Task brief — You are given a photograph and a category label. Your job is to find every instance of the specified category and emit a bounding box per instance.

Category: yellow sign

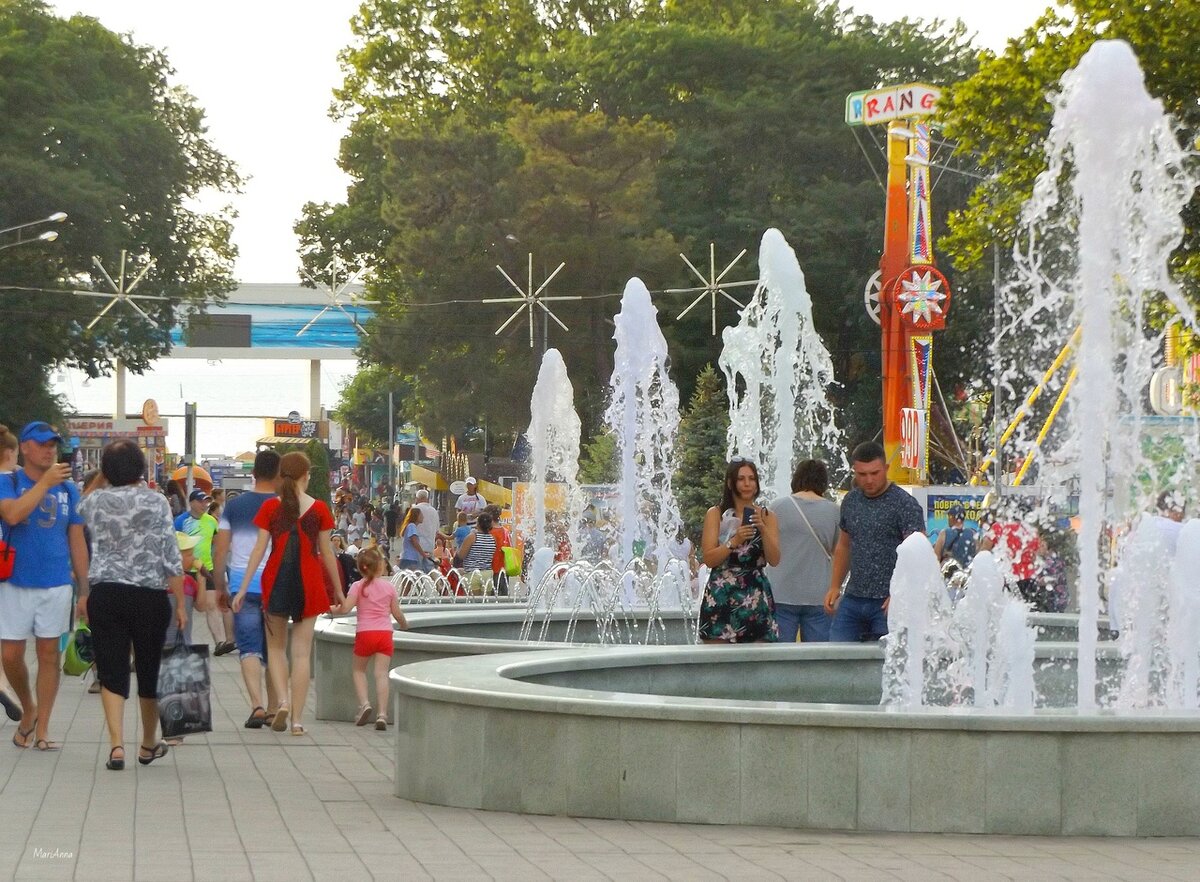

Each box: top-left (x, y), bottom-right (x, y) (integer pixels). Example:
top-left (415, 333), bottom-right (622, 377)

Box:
top-left (513, 482), bottom-right (567, 522)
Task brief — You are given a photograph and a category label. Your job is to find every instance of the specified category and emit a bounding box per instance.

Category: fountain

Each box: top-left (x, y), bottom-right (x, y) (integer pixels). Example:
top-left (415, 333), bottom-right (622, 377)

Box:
top-left (604, 278), bottom-right (683, 567)
top-left (1000, 39), bottom-right (1200, 708)
top-left (380, 41), bottom-right (1200, 835)
top-left (720, 228), bottom-right (844, 497)
top-left (520, 348), bottom-right (583, 557)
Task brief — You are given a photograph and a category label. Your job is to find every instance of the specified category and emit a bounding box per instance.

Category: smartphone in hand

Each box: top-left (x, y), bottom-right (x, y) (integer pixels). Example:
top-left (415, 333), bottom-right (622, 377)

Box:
top-left (742, 506), bottom-right (756, 529)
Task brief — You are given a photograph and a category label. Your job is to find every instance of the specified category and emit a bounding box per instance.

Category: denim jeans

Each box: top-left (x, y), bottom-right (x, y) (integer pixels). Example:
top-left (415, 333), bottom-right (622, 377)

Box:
top-left (774, 603), bottom-right (832, 643)
top-left (232, 593), bottom-right (267, 662)
top-left (828, 594), bottom-right (888, 642)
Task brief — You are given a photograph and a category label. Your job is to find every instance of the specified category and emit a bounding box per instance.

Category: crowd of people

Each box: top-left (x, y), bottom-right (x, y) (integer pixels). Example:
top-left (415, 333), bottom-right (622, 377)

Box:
top-left (0, 414), bottom-right (1173, 761)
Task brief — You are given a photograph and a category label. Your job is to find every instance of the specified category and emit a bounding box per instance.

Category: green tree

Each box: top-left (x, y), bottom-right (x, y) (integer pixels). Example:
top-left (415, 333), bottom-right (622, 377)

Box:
top-left (305, 439), bottom-right (332, 508)
top-left (316, 0), bottom-right (978, 442)
top-left (334, 365), bottom-right (412, 447)
top-left (578, 430), bottom-right (618, 484)
top-left (0, 0), bottom-right (240, 430)
top-left (673, 364), bottom-right (729, 542)
top-left (941, 0), bottom-right (1200, 296)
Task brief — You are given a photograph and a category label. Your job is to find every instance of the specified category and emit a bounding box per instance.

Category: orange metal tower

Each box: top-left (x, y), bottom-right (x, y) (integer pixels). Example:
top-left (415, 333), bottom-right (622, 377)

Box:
top-left (846, 83), bottom-right (951, 483)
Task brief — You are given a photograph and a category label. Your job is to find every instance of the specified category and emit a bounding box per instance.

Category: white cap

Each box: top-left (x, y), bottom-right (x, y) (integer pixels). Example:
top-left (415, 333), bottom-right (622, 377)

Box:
top-left (345, 544), bottom-right (360, 557)
top-left (465, 476), bottom-right (477, 485)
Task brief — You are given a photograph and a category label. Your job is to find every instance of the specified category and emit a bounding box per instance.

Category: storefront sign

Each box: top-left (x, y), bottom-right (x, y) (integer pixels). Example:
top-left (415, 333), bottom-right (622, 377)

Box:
top-left (272, 419), bottom-right (319, 439)
top-left (66, 417), bottom-right (167, 439)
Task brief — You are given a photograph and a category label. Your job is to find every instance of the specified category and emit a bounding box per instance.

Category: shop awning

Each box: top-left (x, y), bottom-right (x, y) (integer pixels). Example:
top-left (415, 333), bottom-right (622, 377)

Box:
top-left (410, 463), bottom-right (448, 491)
top-left (257, 436), bottom-right (314, 446)
top-left (477, 479), bottom-right (512, 507)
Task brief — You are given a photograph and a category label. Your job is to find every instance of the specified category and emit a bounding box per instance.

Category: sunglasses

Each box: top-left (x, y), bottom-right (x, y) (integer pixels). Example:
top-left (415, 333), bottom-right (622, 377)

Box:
top-left (730, 456), bottom-right (756, 465)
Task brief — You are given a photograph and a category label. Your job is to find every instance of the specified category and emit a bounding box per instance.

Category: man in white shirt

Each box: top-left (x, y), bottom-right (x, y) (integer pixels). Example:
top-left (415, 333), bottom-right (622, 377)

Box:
top-left (414, 489), bottom-right (440, 572)
top-left (455, 477), bottom-right (484, 524)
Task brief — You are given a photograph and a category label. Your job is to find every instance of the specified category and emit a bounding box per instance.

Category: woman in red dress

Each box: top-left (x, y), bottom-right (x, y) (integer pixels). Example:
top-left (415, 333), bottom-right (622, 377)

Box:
top-left (233, 452), bottom-right (344, 735)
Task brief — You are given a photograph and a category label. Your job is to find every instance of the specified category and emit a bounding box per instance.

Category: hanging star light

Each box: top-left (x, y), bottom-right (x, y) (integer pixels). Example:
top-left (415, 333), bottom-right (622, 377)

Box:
top-left (665, 244), bottom-right (758, 336)
top-left (72, 250), bottom-right (167, 330)
top-left (485, 252), bottom-right (581, 348)
top-left (897, 269), bottom-right (946, 325)
top-left (296, 259), bottom-right (379, 337)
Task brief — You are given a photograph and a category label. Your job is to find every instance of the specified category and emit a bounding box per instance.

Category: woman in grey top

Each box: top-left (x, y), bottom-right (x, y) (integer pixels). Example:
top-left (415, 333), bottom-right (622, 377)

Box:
top-left (766, 459), bottom-right (840, 642)
top-left (78, 440), bottom-right (186, 771)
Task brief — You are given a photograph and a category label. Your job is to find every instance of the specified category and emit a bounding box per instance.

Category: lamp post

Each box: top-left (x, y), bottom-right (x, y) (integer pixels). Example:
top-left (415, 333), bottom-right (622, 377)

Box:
top-left (0, 211), bottom-right (67, 251)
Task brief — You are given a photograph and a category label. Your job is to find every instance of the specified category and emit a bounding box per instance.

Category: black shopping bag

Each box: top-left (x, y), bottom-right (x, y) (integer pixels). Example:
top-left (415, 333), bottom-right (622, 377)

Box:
top-left (157, 634), bottom-right (213, 738)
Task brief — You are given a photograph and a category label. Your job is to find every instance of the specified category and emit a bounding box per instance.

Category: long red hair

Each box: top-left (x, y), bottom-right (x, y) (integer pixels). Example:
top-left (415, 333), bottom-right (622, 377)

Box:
top-left (278, 451), bottom-right (310, 527)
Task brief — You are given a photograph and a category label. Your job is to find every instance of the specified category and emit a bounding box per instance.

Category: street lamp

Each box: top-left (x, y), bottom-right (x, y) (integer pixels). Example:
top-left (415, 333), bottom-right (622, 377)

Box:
top-left (0, 211), bottom-right (68, 251)
top-left (0, 211), bottom-right (67, 237)
top-left (0, 228), bottom-right (60, 252)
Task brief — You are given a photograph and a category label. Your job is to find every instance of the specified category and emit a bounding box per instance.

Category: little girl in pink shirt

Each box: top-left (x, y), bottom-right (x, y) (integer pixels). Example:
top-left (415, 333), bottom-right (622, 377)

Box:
top-left (334, 547), bottom-right (407, 729)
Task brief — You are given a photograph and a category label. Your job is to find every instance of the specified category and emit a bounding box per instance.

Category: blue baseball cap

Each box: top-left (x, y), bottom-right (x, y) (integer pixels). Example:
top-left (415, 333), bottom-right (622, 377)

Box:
top-left (19, 421), bottom-right (62, 444)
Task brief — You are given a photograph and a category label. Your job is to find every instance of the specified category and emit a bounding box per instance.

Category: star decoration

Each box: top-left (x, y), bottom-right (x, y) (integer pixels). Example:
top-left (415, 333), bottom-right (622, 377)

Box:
top-left (898, 270), bottom-right (946, 324)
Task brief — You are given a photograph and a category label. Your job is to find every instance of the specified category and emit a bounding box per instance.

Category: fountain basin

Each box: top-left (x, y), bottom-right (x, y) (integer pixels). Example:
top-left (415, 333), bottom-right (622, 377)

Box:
top-left (313, 607), bottom-right (695, 722)
top-left (391, 644), bottom-right (1200, 835)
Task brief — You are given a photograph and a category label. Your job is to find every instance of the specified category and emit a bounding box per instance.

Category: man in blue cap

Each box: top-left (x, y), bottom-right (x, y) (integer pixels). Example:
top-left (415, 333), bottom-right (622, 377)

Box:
top-left (0, 422), bottom-right (89, 750)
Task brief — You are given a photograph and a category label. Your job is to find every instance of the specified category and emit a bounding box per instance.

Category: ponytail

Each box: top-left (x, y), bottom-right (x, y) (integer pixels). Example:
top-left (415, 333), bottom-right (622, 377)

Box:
top-left (0, 424), bottom-right (16, 455)
top-left (356, 547), bottom-right (386, 584)
top-left (278, 451), bottom-right (310, 527)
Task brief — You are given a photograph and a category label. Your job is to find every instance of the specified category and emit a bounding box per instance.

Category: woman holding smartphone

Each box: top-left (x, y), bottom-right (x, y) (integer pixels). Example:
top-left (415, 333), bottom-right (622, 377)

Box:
top-left (697, 457), bottom-right (781, 643)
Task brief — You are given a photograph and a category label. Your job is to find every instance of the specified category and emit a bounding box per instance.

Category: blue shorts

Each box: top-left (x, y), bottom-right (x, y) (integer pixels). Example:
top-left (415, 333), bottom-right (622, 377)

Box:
top-left (233, 593), bottom-right (266, 661)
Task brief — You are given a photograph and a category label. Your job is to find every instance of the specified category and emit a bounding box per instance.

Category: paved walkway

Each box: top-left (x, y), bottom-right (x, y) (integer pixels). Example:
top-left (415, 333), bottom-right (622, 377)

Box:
top-left (2, 622), bottom-right (1199, 881)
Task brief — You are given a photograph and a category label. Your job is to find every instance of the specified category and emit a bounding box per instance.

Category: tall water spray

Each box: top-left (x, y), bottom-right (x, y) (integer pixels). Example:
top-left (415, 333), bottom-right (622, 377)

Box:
top-left (882, 540), bottom-right (1037, 711)
top-left (720, 228), bottom-right (843, 499)
top-left (1003, 40), bottom-right (1199, 708)
top-left (523, 348), bottom-right (583, 557)
top-left (605, 278), bottom-right (683, 567)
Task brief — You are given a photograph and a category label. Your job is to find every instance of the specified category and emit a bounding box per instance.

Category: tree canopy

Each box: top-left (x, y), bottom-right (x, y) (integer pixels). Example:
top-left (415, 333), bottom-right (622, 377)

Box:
top-left (306, 0), bottom-right (978, 446)
top-left (941, 0), bottom-right (1200, 300)
top-left (0, 0), bottom-right (240, 429)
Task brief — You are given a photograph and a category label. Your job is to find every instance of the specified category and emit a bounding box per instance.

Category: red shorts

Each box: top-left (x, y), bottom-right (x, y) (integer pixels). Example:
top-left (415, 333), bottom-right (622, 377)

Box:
top-left (354, 630), bottom-right (394, 657)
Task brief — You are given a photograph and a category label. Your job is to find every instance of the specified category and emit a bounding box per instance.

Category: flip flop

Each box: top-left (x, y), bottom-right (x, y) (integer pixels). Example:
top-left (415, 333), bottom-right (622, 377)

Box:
top-left (270, 706), bottom-right (289, 732)
top-left (33, 739), bottom-right (61, 752)
top-left (290, 724), bottom-right (306, 736)
top-left (11, 719), bottom-right (36, 749)
top-left (245, 706), bottom-right (267, 729)
top-left (138, 741), bottom-right (169, 765)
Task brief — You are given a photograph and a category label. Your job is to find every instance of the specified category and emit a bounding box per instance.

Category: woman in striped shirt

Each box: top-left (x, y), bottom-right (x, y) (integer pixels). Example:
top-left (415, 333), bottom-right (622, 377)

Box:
top-left (455, 511), bottom-right (496, 595)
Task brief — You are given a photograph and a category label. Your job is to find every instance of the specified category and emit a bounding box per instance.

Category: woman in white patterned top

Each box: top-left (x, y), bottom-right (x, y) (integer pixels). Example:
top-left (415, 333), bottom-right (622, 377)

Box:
top-left (78, 440), bottom-right (187, 771)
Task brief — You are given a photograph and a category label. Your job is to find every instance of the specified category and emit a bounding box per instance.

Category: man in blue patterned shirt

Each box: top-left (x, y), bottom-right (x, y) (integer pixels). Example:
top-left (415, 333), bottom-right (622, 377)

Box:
top-left (823, 442), bottom-right (925, 642)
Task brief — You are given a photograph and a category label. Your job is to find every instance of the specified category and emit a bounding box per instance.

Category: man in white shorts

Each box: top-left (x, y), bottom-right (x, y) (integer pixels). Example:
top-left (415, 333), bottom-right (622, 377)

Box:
top-left (0, 422), bottom-right (89, 751)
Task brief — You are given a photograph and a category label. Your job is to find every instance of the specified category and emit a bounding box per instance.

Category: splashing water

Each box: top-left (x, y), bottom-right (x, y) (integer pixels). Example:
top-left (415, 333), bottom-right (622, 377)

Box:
top-left (720, 228), bottom-right (843, 498)
top-left (604, 278), bottom-right (683, 568)
top-left (881, 540), bottom-right (1038, 710)
top-left (522, 349), bottom-right (583, 557)
top-left (1165, 521), bottom-right (1200, 708)
top-left (1001, 40), bottom-right (1200, 708)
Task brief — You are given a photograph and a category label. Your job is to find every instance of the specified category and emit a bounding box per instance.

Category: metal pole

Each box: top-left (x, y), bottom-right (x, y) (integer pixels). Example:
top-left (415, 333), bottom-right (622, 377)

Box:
top-left (388, 391), bottom-right (395, 500)
top-left (992, 240), bottom-right (1003, 495)
top-left (113, 358), bottom-right (126, 420)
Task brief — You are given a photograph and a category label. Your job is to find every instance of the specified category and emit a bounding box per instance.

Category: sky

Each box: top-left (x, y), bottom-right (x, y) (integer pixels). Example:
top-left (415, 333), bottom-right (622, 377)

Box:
top-left (46, 0), bottom-right (1058, 456)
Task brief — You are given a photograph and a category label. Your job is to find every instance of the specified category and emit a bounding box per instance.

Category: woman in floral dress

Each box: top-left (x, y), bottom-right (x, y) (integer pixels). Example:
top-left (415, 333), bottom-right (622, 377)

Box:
top-left (698, 458), bottom-right (781, 643)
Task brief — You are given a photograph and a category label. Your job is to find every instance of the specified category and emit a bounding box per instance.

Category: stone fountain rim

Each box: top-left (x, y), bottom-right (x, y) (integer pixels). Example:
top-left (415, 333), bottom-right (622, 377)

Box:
top-left (316, 607), bottom-right (697, 653)
top-left (390, 642), bottom-right (1200, 732)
